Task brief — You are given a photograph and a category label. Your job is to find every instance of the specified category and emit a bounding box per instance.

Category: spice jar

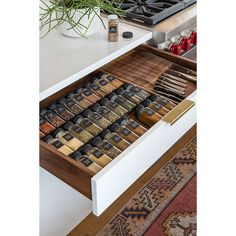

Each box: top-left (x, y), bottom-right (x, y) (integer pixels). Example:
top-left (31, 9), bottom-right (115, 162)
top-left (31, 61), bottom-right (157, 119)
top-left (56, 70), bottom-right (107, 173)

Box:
top-left (59, 97), bottom-right (83, 115)
top-left (52, 128), bottom-right (84, 151)
top-left (80, 144), bottom-right (112, 168)
top-left (91, 136), bottom-right (121, 159)
top-left (110, 123), bottom-right (139, 144)
top-left (150, 95), bottom-right (176, 110)
top-left (68, 92), bottom-right (92, 109)
top-left (116, 87), bottom-right (143, 105)
top-left (40, 116), bottom-right (56, 134)
top-left (73, 115), bottom-right (102, 136)
top-left (63, 121), bottom-right (94, 144)
top-left (91, 77), bottom-right (116, 94)
top-left (100, 98), bottom-right (128, 117)
top-left (99, 73), bottom-right (124, 88)
top-left (120, 118), bottom-right (147, 136)
top-left (44, 135), bottom-right (74, 156)
top-left (135, 105), bottom-right (162, 127)
top-left (142, 99), bottom-right (169, 116)
top-left (107, 92), bottom-right (136, 111)
top-left (85, 82), bottom-right (107, 98)
top-left (123, 84), bottom-right (150, 100)
top-left (75, 88), bottom-right (100, 104)
top-left (100, 129), bottom-right (130, 151)
top-left (108, 14), bottom-right (119, 42)
top-left (49, 103), bottom-right (75, 121)
top-left (40, 131), bottom-right (45, 139)
top-left (82, 109), bottom-right (111, 129)
top-left (40, 109), bottom-right (65, 127)
top-left (91, 104), bottom-right (120, 123)
top-left (70, 151), bottom-right (102, 174)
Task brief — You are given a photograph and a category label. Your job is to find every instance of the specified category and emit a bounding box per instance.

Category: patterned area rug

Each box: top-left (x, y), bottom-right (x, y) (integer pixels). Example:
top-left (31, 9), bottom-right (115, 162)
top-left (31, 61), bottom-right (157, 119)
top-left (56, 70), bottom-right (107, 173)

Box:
top-left (96, 137), bottom-right (197, 236)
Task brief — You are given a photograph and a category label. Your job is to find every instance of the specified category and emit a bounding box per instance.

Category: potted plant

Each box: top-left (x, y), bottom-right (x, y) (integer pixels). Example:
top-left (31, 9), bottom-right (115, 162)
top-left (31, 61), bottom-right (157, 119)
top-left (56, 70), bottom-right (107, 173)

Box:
top-left (40, 0), bottom-right (124, 38)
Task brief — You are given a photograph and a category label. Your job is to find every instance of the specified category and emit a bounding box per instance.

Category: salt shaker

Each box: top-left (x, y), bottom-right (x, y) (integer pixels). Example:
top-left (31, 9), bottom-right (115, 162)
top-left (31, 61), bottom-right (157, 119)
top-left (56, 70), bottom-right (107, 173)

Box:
top-left (108, 14), bottom-right (119, 42)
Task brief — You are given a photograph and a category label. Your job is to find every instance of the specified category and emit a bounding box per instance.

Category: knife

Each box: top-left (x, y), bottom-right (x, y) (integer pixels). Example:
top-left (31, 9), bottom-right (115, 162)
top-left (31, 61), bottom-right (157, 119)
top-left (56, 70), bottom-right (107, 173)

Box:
top-left (159, 75), bottom-right (187, 88)
top-left (165, 69), bottom-right (197, 82)
top-left (169, 64), bottom-right (197, 77)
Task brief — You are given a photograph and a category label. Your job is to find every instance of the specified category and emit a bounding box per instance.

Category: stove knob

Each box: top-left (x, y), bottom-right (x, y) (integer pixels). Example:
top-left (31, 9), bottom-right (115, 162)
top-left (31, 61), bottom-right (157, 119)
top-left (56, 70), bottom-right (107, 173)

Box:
top-left (189, 31), bottom-right (197, 45)
top-left (169, 43), bottom-right (181, 55)
top-left (181, 37), bottom-right (191, 51)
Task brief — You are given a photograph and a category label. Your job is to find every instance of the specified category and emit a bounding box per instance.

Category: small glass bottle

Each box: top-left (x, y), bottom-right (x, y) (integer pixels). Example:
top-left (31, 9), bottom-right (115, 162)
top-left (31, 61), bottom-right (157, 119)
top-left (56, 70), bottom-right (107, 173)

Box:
top-left (40, 131), bottom-right (45, 139)
top-left (120, 118), bottom-right (147, 136)
top-left (123, 84), bottom-right (150, 101)
top-left (73, 115), bottom-right (102, 136)
top-left (40, 109), bottom-right (65, 127)
top-left (100, 98), bottom-right (128, 117)
top-left (52, 128), bottom-right (84, 151)
top-left (40, 116), bottom-right (56, 134)
top-left (150, 95), bottom-right (176, 110)
top-left (44, 135), bottom-right (74, 156)
top-left (80, 144), bottom-right (112, 168)
top-left (68, 92), bottom-right (92, 109)
top-left (100, 130), bottom-right (130, 151)
top-left (59, 97), bottom-right (83, 115)
top-left (99, 73), bottom-right (124, 88)
top-left (116, 87), bottom-right (143, 105)
top-left (107, 92), bottom-right (136, 111)
top-left (75, 88), bottom-right (100, 104)
top-left (91, 136), bottom-right (121, 159)
top-left (142, 99), bottom-right (169, 116)
top-left (70, 151), bottom-right (102, 174)
top-left (108, 14), bottom-right (119, 42)
top-left (91, 77), bottom-right (116, 94)
top-left (91, 104), bottom-right (120, 123)
top-left (135, 105), bottom-right (162, 127)
top-left (82, 109), bottom-right (111, 129)
top-left (110, 123), bottom-right (139, 144)
top-left (85, 82), bottom-right (107, 98)
top-left (49, 103), bottom-right (75, 121)
top-left (63, 121), bottom-right (94, 144)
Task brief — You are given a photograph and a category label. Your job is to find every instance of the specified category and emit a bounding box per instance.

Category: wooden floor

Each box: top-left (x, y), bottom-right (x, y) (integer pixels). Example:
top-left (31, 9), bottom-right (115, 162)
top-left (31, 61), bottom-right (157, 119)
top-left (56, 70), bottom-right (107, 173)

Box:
top-left (68, 125), bottom-right (196, 236)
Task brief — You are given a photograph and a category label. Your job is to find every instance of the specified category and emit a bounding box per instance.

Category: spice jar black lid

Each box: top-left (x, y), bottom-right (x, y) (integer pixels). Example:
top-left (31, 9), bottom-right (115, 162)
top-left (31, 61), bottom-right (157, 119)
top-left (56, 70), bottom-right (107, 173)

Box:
top-left (91, 136), bottom-right (102, 147)
top-left (43, 135), bottom-right (54, 143)
top-left (109, 122), bottom-right (120, 132)
top-left (70, 151), bottom-right (83, 160)
top-left (96, 72), bottom-right (104, 79)
top-left (100, 129), bottom-right (111, 139)
top-left (91, 103), bottom-right (100, 112)
top-left (49, 103), bottom-right (59, 110)
top-left (82, 109), bottom-right (93, 117)
top-left (58, 97), bottom-right (66, 103)
top-left (135, 105), bottom-right (145, 116)
top-left (142, 99), bottom-right (152, 107)
top-left (40, 109), bottom-right (50, 117)
top-left (90, 76), bottom-right (99, 83)
top-left (122, 31), bottom-right (133, 39)
top-left (119, 118), bottom-right (128, 126)
top-left (74, 88), bottom-right (83, 94)
top-left (63, 121), bottom-right (74, 131)
top-left (100, 98), bottom-right (109, 106)
top-left (116, 87), bottom-right (125, 95)
top-left (73, 115), bottom-right (83, 124)
top-left (52, 128), bottom-right (63, 137)
top-left (80, 144), bottom-right (93, 154)
top-left (84, 82), bottom-right (91, 89)
top-left (68, 92), bottom-right (75, 98)
top-left (122, 83), bottom-right (132, 90)
top-left (150, 94), bottom-right (161, 101)
top-left (107, 92), bottom-right (117, 100)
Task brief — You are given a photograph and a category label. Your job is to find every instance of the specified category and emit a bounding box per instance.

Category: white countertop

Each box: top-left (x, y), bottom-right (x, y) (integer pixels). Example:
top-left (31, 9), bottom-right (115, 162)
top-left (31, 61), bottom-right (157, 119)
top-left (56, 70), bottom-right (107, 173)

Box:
top-left (40, 17), bottom-right (152, 101)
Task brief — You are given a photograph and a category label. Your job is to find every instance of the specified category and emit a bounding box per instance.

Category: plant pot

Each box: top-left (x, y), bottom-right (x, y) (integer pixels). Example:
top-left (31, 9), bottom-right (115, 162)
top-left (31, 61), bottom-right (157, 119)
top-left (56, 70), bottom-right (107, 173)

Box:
top-left (57, 8), bottom-right (101, 38)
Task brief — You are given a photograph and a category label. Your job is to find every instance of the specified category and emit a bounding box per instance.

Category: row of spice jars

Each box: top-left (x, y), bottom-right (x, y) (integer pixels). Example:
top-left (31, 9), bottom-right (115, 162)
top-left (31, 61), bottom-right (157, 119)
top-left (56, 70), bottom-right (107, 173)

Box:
top-left (135, 95), bottom-right (177, 127)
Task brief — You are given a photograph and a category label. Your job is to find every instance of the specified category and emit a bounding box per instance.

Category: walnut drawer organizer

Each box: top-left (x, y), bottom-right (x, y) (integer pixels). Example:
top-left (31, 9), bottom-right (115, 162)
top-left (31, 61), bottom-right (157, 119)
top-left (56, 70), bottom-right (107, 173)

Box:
top-left (40, 44), bottom-right (196, 216)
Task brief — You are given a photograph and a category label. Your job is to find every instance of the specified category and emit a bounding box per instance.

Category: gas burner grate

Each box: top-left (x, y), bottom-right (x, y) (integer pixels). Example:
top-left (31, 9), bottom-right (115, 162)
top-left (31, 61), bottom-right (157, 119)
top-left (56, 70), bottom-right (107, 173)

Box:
top-left (115, 0), bottom-right (196, 25)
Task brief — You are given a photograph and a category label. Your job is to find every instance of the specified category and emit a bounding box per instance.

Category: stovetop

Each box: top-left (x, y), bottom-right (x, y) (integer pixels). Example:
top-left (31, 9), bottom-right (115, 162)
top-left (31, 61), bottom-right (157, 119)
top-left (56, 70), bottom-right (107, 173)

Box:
top-left (115, 0), bottom-right (196, 25)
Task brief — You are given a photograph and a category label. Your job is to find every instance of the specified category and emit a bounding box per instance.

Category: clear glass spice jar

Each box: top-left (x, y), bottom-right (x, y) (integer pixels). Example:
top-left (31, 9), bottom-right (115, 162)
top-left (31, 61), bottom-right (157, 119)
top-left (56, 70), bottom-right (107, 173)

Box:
top-left (75, 88), bottom-right (100, 104)
top-left (80, 144), bottom-right (112, 168)
top-left (44, 135), bottom-right (74, 156)
top-left (120, 118), bottom-right (147, 137)
top-left (110, 123), bottom-right (139, 144)
top-left (70, 151), bottom-right (102, 174)
top-left (150, 95), bottom-right (176, 110)
top-left (91, 136), bottom-right (121, 159)
top-left (135, 105), bottom-right (162, 127)
top-left (40, 109), bottom-right (65, 128)
top-left (85, 82), bottom-right (107, 98)
top-left (73, 115), bottom-right (102, 136)
top-left (108, 14), bottom-right (119, 42)
top-left (52, 128), bottom-right (84, 151)
top-left (59, 97), bottom-right (83, 115)
top-left (82, 109), bottom-right (111, 130)
top-left (99, 73), bottom-right (124, 88)
top-left (68, 92), bottom-right (92, 109)
top-left (40, 116), bottom-right (56, 134)
top-left (49, 103), bottom-right (75, 121)
top-left (63, 121), bottom-right (94, 144)
top-left (116, 87), bottom-right (143, 105)
top-left (142, 99), bottom-right (169, 116)
top-left (123, 84), bottom-right (150, 100)
top-left (91, 77), bottom-right (116, 94)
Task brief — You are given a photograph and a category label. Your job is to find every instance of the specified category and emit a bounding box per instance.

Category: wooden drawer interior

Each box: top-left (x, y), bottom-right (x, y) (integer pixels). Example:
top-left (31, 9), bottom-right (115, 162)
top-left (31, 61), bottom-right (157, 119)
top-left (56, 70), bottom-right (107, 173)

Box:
top-left (40, 44), bottom-right (197, 201)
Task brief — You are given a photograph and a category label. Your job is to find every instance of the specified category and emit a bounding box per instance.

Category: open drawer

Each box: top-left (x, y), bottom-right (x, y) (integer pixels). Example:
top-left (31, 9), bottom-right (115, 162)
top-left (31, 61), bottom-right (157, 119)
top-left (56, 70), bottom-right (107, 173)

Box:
top-left (40, 44), bottom-right (196, 216)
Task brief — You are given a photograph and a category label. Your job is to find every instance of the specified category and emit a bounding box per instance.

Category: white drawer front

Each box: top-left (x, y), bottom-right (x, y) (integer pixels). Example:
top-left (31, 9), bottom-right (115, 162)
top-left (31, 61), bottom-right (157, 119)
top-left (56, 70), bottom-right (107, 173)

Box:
top-left (92, 92), bottom-right (196, 216)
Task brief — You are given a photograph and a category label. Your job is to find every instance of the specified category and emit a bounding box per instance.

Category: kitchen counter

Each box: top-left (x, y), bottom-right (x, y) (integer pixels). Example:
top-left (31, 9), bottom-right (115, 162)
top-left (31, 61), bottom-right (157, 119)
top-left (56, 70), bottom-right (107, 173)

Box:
top-left (40, 17), bottom-right (152, 101)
